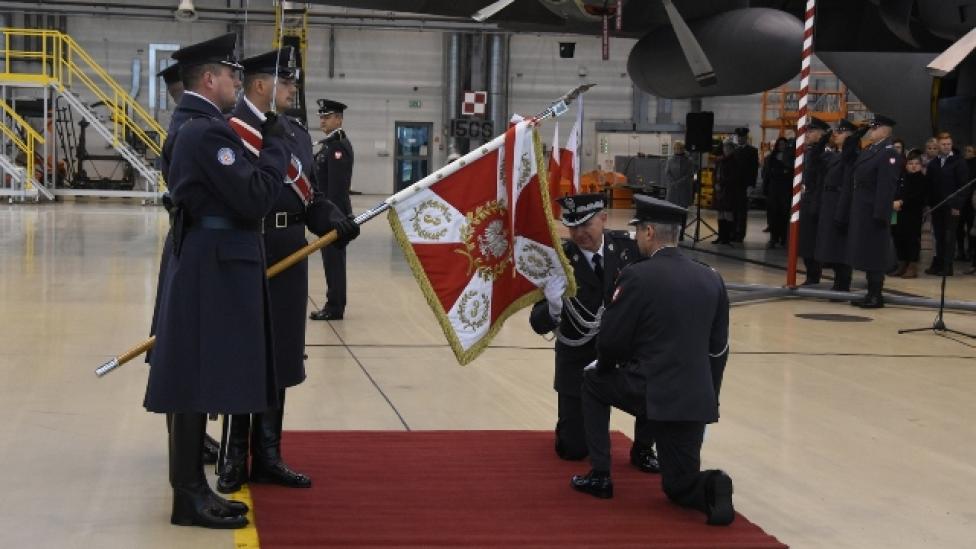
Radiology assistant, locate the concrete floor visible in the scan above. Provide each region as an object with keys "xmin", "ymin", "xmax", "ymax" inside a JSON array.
[{"xmin": 1, "ymin": 197, "xmax": 975, "ymax": 548}]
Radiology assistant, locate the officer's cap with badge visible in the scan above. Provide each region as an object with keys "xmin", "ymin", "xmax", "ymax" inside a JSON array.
[
  {"xmin": 556, "ymin": 193, "xmax": 606, "ymax": 227},
  {"xmin": 157, "ymin": 62, "xmax": 181, "ymax": 86},
  {"xmin": 240, "ymin": 46, "xmax": 299, "ymax": 80},
  {"xmin": 836, "ymin": 118, "xmax": 857, "ymax": 133},
  {"xmin": 869, "ymin": 114, "xmax": 897, "ymax": 128},
  {"xmin": 318, "ymin": 99, "xmax": 347, "ymax": 117},
  {"xmin": 628, "ymin": 195, "xmax": 688, "ymax": 226},
  {"xmin": 171, "ymin": 32, "xmax": 242, "ymax": 72},
  {"xmin": 808, "ymin": 116, "xmax": 830, "ymax": 132}
]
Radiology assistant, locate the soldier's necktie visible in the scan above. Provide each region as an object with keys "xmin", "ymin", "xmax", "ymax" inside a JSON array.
[{"xmin": 593, "ymin": 253, "xmax": 604, "ymax": 282}]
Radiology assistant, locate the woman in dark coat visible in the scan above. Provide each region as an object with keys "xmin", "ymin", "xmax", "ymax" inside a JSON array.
[
  {"xmin": 712, "ymin": 141, "xmax": 739, "ymax": 245},
  {"xmin": 891, "ymin": 151, "xmax": 927, "ymax": 278},
  {"xmin": 762, "ymin": 137, "xmax": 792, "ymax": 248}
]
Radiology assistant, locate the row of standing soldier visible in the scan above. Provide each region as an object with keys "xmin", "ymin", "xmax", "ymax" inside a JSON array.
[
  {"xmin": 146, "ymin": 34, "xmax": 359, "ymax": 529},
  {"xmin": 798, "ymin": 115, "xmax": 903, "ymax": 308}
]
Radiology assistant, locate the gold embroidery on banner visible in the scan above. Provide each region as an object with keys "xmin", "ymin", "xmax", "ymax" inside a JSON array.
[
  {"xmin": 517, "ymin": 241, "xmax": 555, "ymax": 281},
  {"xmin": 455, "ymin": 200, "xmax": 513, "ymax": 282},
  {"xmin": 410, "ymin": 199, "xmax": 452, "ymax": 241},
  {"xmin": 457, "ymin": 290, "xmax": 491, "ymax": 331}
]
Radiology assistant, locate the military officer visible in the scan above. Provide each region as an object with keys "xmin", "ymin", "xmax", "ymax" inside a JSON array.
[
  {"xmin": 149, "ymin": 60, "xmax": 223, "ymax": 465},
  {"xmin": 144, "ymin": 33, "xmax": 289, "ymax": 529},
  {"xmin": 570, "ymin": 195, "xmax": 734, "ymax": 527},
  {"xmin": 814, "ymin": 118, "xmax": 861, "ymax": 293},
  {"xmin": 846, "ymin": 115, "xmax": 903, "ymax": 308},
  {"xmin": 310, "ymin": 98, "xmax": 354, "ymax": 321},
  {"xmin": 799, "ymin": 116, "xmax": 831, "ymax": 285},
  {"xmin": 530, "ymin": 193, "xmax": 658, "ymax": 472},
  {"xmin": 215, "ymin": 48, "xmax": 360, "ymax": 494}
]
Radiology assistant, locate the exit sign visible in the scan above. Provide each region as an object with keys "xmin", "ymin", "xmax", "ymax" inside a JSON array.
[{"xmin": 409, "ymin": 99, "xmax": 422, "ymax": 109}]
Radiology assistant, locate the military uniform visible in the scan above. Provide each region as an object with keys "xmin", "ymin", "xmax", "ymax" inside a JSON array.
[
  {"xmin": 144, "ymin": 32, "xmax": 285, "ymax": 530},
  {"xmin": 798, "ymin": 118, "xmax": 831, "ymax": 284},
  {"xmin": 571, "ymin": 195, "xmax": 734, "ymax": 526},
  {"xmin": 216, "ymin": 52, "xmax": 359, "ymax": 492},
  {"xmin": 814, "ymin": 119, "xmax": 859, "ymax": 292},
  {"xmin": 529, "ymin": 194, "xmax": 654, "ymax": 470},
  {"xmin": 847, "ymin": 117, "xmax": 903, "ymax": 307},
  {"xmin": 311, "ymin": 98, "xmax": 354, "ymax": 320}
]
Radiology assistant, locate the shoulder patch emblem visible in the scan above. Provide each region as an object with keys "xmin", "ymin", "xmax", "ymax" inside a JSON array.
[
  {"xmin": 889, "ymin": 157, "xmax": 897, "ymax": 164},
  {"xmin": 217, "ymin": 147, "xmax": 235, "ymax": 166},
  {"xmin": 334, "ymin": 151, "xmax": 343, "ymax": 160}
]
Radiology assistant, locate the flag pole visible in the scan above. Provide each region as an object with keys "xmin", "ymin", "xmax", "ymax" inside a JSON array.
[{"xmin": 94, "ymin": 83, "xmax": 595, "ymax": 378}]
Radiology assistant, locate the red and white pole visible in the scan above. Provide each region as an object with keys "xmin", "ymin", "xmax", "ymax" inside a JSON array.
[{"xmin": 787, "ymin": 0, "xmax": 816, "ymax": 287}]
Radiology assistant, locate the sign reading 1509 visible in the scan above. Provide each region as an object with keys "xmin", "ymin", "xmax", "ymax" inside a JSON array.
[{"xmin": 450, "ymin": 118, "xmax": 494, "ymax": 139}]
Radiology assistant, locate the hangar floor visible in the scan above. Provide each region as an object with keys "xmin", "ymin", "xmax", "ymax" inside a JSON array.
[{"xmin": 1, "ymin": 196, "xmax": 974, "ymax": 549}]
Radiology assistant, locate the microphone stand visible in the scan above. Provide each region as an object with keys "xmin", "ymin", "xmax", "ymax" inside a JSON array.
[
  {"xmin": 898, "ymin": 176, "xmax": 976, "ymax": 339},
  {"xmin": 686, "ymin": 150, "xmax": 717, "ymax": 247}
]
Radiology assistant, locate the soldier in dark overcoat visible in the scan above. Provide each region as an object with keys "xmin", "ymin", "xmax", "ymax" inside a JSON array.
[
  {"xmin": 216, "ymin": 49, "xmax": 360, "ymax": 494},
  {"xmin": 569, "ymin": 196, "xmax": 734, "ymax": 526},
  {"xmin": 731, "ymin": 127, "xmax": 759, "ymax": 242},
  {"xmin": 530, "ymin": 193, "xmax": 658, "ymax": 472},
  {"xmin": 798, "ymin": 117, "xmax": 830, "ymax": 285},
  {"xmin": 847, "ymin": 115, "xmax": 903, "ymax": 308},
  {"xmin": 814, "ymin": 119, "xmax": 859, "ymax": 292},
  {"xmin": 310, "ymin": 98, "xmax": 355, "ymax": 321},
  {"xmin": 144, "ymin": 33, "xmax": 288, "ymax": 530}
]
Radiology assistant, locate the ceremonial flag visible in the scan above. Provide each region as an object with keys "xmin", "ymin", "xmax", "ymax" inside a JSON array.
[
  {"xmin": 549, "ymin": 121, "xmax": 562, "ymax": 218},
  {"xmin": 561, "ymin": 94, "xmax": 583, "ymax": 193},
  {"xmin": 388, "ymin": 120, "xmax": 576, "ymax": 365}
]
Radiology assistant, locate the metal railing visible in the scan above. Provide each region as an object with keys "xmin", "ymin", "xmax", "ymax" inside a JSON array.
[
  {"xmin": 0, "ymin": 97, "xmax": 45, "ymax": 191},
  {"xmin": 0, "ymin": 27, "xmax": 165, "ymax": 156}
]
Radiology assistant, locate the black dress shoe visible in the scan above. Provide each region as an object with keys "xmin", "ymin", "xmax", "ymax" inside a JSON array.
[
  {"xmin": 800, "ymin": 279, "xmax": 820, "ymax": 286},
  {"xmin": 171, "ymin": 485, "xmax": 249, "ymax": 529},
  {"xmin": 309, "ymin": 308, "xmax": 343, "ymax": 321},
  {"xmin": 202, "ymin": 434, "xmax": 219, "ymax": 465},
  {"xmin": 207, "ymin": 489, "xmax": 249, "ymax": 517},
  {"xmin": 856, "ymin": 295, "xmax": 884, "ymax": 309},
  {"xmin": 630, "ymin": 445, "xmax": 660, "ymax": 474},
  {"xmin": 705, "ymin": 471, "xmax": 735, "ymax": 526},
  {"xmin": 216, "ymin": 461, "xmax": 248, "ymax": 494},
  {"xmin": 250, "ymin": 460, "xmax": 312, "ymax": 488},
  {"xmin": 570, "ymin": 470, "xmax": 613, "ymax": 499}
]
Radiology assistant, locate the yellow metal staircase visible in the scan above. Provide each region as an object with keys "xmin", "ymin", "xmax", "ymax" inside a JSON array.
[
  {"xmin": 0, "ymin": 96, "xmax": 53, "ymax": 199},
  {"xmin": 0, "ymin": 27, "xmax": 166, "ymax": 197}
]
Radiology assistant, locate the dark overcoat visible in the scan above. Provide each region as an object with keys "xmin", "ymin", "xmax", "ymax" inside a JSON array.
[
  {"xmin": 712, "ymin": 155, "xmax": 739, "ymax": 212},
  {"xmin": 798, "ymin": 137, "xmax": 828, "ymax": 258},
  {"xmin": 597, "ymin": 248, "xmax": 729, "ymax": 423},
  {"xmin": 230, "ymin": 101, "xmax": 346, "ymax": 389},
  {"xmin": 892, "ymin": 170, "xmax": 926, "ymax": 243},
  {"xmin": 847, "ymin": 137, "xmax": 903, "ymax": 272},
  {"xmin": 314, "ymin": 128, "xmax": 354, "ymax": 215},
  {"xmin": 529, "ymin": 231, "xmax": 639, "ymax": 397},
  {"xmin": 815, "ymin": 137, "xmax": 859, "ymax": 264},
  {"xmin": 144, "ymin": 93, "xmax": 288, "ymax": 414}
]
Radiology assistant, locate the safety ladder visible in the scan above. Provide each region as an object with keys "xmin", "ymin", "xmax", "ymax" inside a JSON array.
[{"xmin": 274, "ymin": 2, "xmax": 310, "ymax": 122}]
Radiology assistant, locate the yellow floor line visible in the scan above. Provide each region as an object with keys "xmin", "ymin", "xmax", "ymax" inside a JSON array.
[{"xmin": 232, "ymin": 484, "xmax": 260, "ymax": 549}]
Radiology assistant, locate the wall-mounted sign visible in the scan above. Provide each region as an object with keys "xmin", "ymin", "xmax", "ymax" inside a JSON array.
[{"xmin": 449, "ymin": 118, "xmax": 494, "ymax": 139}]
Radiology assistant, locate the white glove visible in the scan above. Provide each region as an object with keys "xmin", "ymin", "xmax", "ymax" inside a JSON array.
[{"xmin": 543, "ymin": 274, "xmax": 567, "ymax": 320}]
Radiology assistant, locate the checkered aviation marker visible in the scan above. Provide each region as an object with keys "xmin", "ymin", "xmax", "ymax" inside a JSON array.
[{"xmin": 462, "ymin": 91, "xmax": 487, "ymax": 116}]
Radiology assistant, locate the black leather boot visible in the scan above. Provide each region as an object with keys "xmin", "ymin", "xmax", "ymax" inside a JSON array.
[
  {"xmin": 629, "ymin": 443, "xmax": 660, "ymax": 473},
  {"xmin": 169, "ymin": 413, "xmax": 248, "ymax": 529},
  {"xmin": 216, "ymin": 414, "xmax": 251, "ymax": 494},
  {"xmin": 570, "ymin": 469, "xmax": 613, "ymax": 499},
  {"xmin": 202, "ymin": 433, "xmax": 220, "ymax": 465},
  {"xmin": 250, "ymin": 391, "xmax": 311, "ymax": 488}
]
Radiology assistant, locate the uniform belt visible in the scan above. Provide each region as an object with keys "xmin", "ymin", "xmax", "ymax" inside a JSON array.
[
  {"xmin": 190, "ymin": 215, "xmax": 263, "ymax": 232},
  {"xmin": 264, "ymin": 211, "xmax": 305, "ymax": 230}
]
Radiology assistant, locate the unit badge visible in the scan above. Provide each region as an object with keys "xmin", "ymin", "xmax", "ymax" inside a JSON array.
[{"xmin": 216, "ymin": 147, "xmax": 235, "ymax": 166}]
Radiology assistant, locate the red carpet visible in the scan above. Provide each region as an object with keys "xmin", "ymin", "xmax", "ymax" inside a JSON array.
[{"xmin": 249, "ymin": 431, "xmax": 787, "ymax": 548}]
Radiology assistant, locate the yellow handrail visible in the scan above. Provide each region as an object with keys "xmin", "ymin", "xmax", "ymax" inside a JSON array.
[
  {"xmin": 0, "ymin": 98, "xmax": 46, "ymax": 189},
  {"xmin": 0, "ymin": 27, "xmax": 166, "ymax": 158}
]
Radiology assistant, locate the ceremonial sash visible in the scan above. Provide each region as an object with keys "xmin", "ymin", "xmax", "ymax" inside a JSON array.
[{"xmin": 228, "ymin": 116, "xmax": 313, "ymax": 206}]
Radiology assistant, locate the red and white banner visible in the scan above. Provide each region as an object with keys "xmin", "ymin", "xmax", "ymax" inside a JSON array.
[
  {"xmin": 561, "ymin": 95, "xmax": 583, "ymax": 193},
  {"xmin": 388, "ymin": 120, "xmax": 575, "ymax": 364},
  {"xmin": 548, "ymin": 121, "xmax": 562, "ymax": 217}
]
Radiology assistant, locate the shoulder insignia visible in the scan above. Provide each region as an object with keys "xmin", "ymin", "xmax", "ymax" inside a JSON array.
[
  {"xmin": 216, "ymin": 147, "xmax": 236, "ymax": 166},
  {"xmin": 334, "ymin": 150, "xmax": 343, "ymax": 160},
  {"xmin": 889, "ymin": 157, "xmax": 897, "ymax": 164}
]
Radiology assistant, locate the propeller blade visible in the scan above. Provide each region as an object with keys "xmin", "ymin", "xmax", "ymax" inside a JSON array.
[{"xmin": 661, "ymin": 0, "xmax": 717, "ymax": 86}]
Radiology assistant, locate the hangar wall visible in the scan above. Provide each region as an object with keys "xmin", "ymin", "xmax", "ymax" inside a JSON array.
[{"xmin": 17, "ymin": 2, "xmax": 765, "ymax": 195}]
